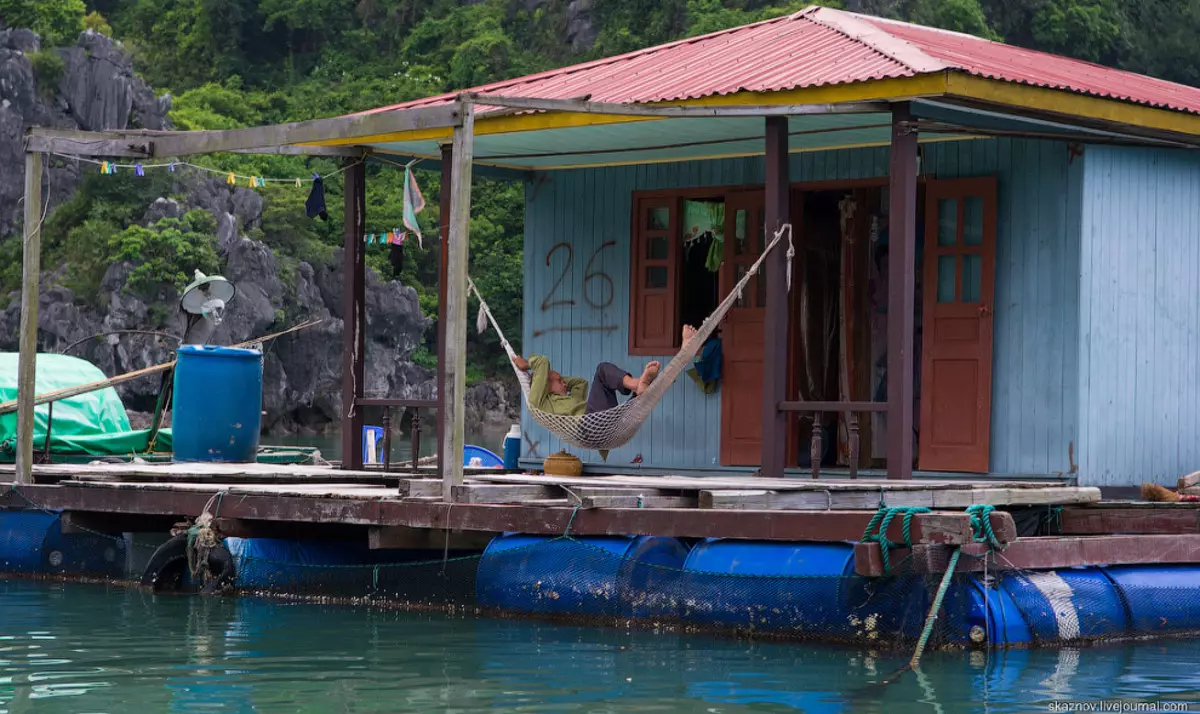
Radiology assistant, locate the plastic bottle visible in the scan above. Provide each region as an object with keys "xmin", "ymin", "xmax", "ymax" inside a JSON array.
[{"xmin": 503, "ymin": 424, "xmax": 521, "ymax": 470}]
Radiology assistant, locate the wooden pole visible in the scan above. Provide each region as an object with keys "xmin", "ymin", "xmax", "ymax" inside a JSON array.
[
  {"xmin": 443, "ymin": 101, "xmax": 475, "ymax": 501},
  {"xmin": 340, "ymin": 160, "xmax": 367, "ymax": 470},
  {"xmin": 15, "ymin": 151, "xmax": 43, "ymax": 484},
  {"xmin": 437, "ymin": 144, "xmax": 452, "ymax": 478},
  {"xmin": 760, "ymin": 117, "xmax": 790, "ymax": 478},
  {"xmin": 887, "ymin": 103, "xmax": 918, "ymax": 480}
]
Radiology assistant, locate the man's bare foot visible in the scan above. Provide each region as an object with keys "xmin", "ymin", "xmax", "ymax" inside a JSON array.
[
  {"xmin": 635, "ymin": 361, "xmax": 661, "ymax": 395},
  {"xmin": 682, "ymin": 324, "xmax": 697, "ymax": 344}
]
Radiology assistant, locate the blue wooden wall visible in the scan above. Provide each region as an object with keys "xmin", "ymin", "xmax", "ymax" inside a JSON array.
[
  {"xmin": 520, "ymin": 138, "xmax": 1081, "ymax": 475},
  {"xmin": 1077, "ymin": 146, "xmax": 1200, "ymax": 486}
]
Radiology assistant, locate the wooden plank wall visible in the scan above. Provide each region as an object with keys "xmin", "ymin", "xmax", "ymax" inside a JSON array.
[
  {"xmin": 1078, "ymin": 146, "xmax": 1200, "ymax": 486},
  {"xmin": 520, "ymin": 138, "xmax": 1080, "ymax": 475}
]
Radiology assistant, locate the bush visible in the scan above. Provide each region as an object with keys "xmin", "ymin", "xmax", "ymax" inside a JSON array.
[
  {"xmin": 28, "ymin": 49, "xmax": 65, "ymax": 95},
  {"xmin": 109, "ymin": 211, "xmax": 219, "ymax": 296}
]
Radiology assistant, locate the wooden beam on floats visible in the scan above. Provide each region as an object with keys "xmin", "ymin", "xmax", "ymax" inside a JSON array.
[
  {"xmin": 15, "ymin": 151, "xmax": 43, "ymax": 485},
  {"xmin": 760, "ymin": 116, "xmax": 790, "ymax": 478},
  {"xmin": 468, "ymin": 94, "xmax": 887, "ymax": 118},
  {"xmin": 442, "ymin": 101, "xmax": 475, "ymax": 501},
  {"xmin": 1057, "ymin": 505, "xmax": 1200, "ymax": 535},
  {"xmin": 368, "ymin": 526, "xmax": 495, "ymax": 550},
  {"xmin": 340, "ymin": 160, "xmax": 367, "ymax": 470},
  {"xmin": 9, "ymin": 483, "xmax": 1024, "ymax": 545},
  {"xmin": 26, "ymin": 104, "xmax": 460, "ymax": 158},
  {"xmin": 855, "ymin": 533, "xmax": 1200, "ymax": 576},
  {"xmin": 886, "ymin": 103, "xmax": 918, "ymax": 480}
]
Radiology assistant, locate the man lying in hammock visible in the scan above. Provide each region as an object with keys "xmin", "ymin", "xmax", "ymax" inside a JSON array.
[{"xmin": 513, "ymin": 325, "xmax": 698, "ymax": 416}]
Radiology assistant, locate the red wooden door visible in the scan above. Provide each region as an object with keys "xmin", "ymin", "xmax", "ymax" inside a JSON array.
[
  {"xmin": 918, "ymin": 177, "xmax": 997, "ymax": 473},
  {"xmin": 720, "ymin": 191, "xmax": 766, "ymax": 466}
]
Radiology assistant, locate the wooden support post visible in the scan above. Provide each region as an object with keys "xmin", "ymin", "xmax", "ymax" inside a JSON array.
[
  {"xmin": 15, "ymin": 151, "xmax": 43, "ymax": 485},
  {"xmin": 760, "ymin": 116, "xmax": 790, "ymax": 478},
  {"xmin": 438, "ymin": 144, "xmax": 451, "ymax": 478},
  {"xmin": 340, "ymin": 159, "xmax": 367, "ymax": 470},
  {"xmin": 443, "ymin": 101, "xmax": 475, "ymax": 501},
  {"xmin": 886, "ymin": 104, "xmax": 918, "ymax": 480}
]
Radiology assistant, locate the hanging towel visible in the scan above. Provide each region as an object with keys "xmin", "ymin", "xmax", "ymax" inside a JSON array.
[
  {"xmin": 306, "ymin": 176, "xmax": 328, "ymax": 221},
  {"xmin": 401, "ymin": 163, "xmax": 426, "ymax": 248}
]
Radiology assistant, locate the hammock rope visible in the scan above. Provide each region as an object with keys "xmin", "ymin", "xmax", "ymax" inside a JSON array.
[{"xmin": 471, "ymin": 223, "xmax": 793, "ymax": 454}]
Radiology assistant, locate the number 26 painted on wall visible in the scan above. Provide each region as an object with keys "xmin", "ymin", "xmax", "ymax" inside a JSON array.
[{"xmin": 540, "ymin": 241, "xmax": 616, "ymax": 312}]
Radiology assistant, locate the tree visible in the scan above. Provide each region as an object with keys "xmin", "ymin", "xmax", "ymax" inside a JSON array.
[{"xmin": 0, "ymin": 0, "xmax": 86, "ymax": 45}]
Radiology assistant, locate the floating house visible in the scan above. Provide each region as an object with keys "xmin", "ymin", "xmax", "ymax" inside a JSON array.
[
  {"xmin": 11, "ymin": 7, "xmax": 1200, "ymax": 493},
  {"xmin": 346, "ymin": 6, "xmax": 1200, "ymax": 487}
]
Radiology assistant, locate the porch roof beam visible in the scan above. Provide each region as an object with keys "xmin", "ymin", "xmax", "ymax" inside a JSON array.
[
  {"xmin": 24, "ymin": 102, "xmax": 461, "ymax": 159},
  {"xmin": 469, "ymin": 93, "xmax": 887, "ymax": 118}
]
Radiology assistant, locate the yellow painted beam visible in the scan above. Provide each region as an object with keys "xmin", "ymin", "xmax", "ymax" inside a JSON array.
[
  {"xmin": 303, "ymin": 75, "xmax": 949, "ymax": 147},
  {"xmin": 304, "ymin": 69, "xmax": 1200, "ymax": 153},
  {"xmin": 944, "ymin": 73, "xmax": 1200, "ymax": 138},
  {"xmin": 483, "ymin": 133, "xmax": 980, "ymax": 172}
]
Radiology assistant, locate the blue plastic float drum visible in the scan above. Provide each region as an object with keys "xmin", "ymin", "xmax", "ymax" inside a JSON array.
[
  {"xmin": 0, "ymin": 510, "xmax": 125, "ymax": 577},
  {"xmin": 476, "ymin": 534, "xmax": 690, "ymax": 618},
  {"xmin": 172, "ymin": 345, "xmax": 263, "ymax": 462}
]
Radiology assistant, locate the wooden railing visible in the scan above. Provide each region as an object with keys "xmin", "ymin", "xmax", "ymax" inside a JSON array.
[
  {"xmin": 778, "ymin": 401, "xmax": 887, "ymax": 479},
  {"xmin": 355, "ymin": 398, "xmax": 438, "ymax": 471}
]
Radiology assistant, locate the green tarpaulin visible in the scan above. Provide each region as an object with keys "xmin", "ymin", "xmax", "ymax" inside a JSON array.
[{"xmin": 0, "ymin": 353, "xmax": 171, "ymax": 460}]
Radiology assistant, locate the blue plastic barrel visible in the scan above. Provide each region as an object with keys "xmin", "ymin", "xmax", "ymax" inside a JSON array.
[
  {"xmin": 476, "ymin": 534, "xmax": 689, "ymax": 618},
  {"xmin": 0, "ymin": 510, "xmax": 125, "ymax": 577},
  {"xmin": 1104, "ymin": 565, "xmax": 1200, "ymax": 634},
  {"xmin": 362, "ymin": 426, "xmax": 384, "ymax": 464},
  {"xmin": 172, "ymin": 345, "xmax": 263, "ymax": 462}
]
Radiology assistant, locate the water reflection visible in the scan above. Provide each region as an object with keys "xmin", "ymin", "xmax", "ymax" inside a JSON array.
[{"xmin": 2, "ymin": 579, "xmax": 1199, "ymax": 713}]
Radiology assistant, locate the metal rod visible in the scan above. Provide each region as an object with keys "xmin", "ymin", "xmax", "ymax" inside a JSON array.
[
  {"xmin": 382, "ymin": 408, "xmax": 392, "ymax": 472},
  {"xmin": 778, "ymin": 400, "xmax": 888, "ymax": 412},
  {"xmin": 849, "ymin": 413, "xmax": 860, "ymax": 480},
  {"xmin": 411, "ymin": 412, "xmax": 421, "ymax": 470},
  {"xmin": 810, "ymin": 415, "xmax": 822, "ymax": 480},
  {"xmin": 41, "ymin": 401, "xmax": 53, "ymax": 465}
]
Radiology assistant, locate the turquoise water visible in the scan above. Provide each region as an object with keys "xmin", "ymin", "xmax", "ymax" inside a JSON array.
[{"xmin": 2, "ymin": 579, "xmax": 1199, "ymax": 713}]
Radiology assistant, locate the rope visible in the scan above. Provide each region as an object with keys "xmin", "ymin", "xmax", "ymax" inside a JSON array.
[
  {"xmin": 910, "ymin": 546, "xmax": 961, "ymax": 670},
  {"xmin": 965, "ymin": 504, "xmax": 1006, "ymax": 550},
  {"xmin": 859, "ymin": 505, "xmax": 931, "ymax": 576}
]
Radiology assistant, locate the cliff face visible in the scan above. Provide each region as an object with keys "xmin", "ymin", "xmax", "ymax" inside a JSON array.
[{"xmin": 0, "ymin": 27, "xmax": 514, "ymax": 436}]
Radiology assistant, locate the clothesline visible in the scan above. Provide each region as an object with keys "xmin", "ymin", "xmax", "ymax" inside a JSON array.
[{"xmin": 48, "ymin": 152, "xmax": 376, "ymax": 186}]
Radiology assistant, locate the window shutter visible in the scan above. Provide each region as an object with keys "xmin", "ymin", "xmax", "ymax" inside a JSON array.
[{"xmin": 630, "ymin": 196, "xmax": 678, "ymax": 354}]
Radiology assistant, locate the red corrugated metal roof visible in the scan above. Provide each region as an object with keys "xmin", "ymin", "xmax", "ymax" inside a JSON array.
[
  {"xmin": 362, "ymin": 5, "xmax": 1200, "ymax": 118},
  {"xmin": 859, "ymin": 15, "xmax": 1200, "ymax": 115}
]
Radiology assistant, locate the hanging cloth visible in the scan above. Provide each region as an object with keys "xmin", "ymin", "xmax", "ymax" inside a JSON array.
[
  {"xmin": 687, "ymin": 336, "xmax": 723, "ymax": 394},
  {"xmin": 306, "ymin": 175, "xmax": 328, "ymax": 220},
  {"xmin": 401, "ymin": 163, "xmax": 426, "ymax": 248},
  {"xmin": 389, "ymin": 232, "xmax": 405, "ymax": 277}
]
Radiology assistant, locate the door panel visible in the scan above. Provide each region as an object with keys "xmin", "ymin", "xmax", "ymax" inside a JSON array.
[
  {"xmin": 720, "ymin": 190, "xmax": 766, "ymax": 466},
  {"xmin": 918, "ymin": 177, "xmax": 997, "ymax": 473}
]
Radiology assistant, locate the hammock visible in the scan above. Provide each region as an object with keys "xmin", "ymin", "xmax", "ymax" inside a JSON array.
[{"xmin": 471, "ymin": 223, "xmax": 793, "ymax": 457}]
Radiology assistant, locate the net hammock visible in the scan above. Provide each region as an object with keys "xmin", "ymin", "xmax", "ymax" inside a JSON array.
[{"xmin": 471, "ymin": 223, "xmax": 793, "ymax": 458}]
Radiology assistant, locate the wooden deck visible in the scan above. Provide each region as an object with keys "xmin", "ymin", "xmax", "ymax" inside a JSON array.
[{"xmin": 4, "ymin": 462, "xmax": 1200, "ymax": 576}]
